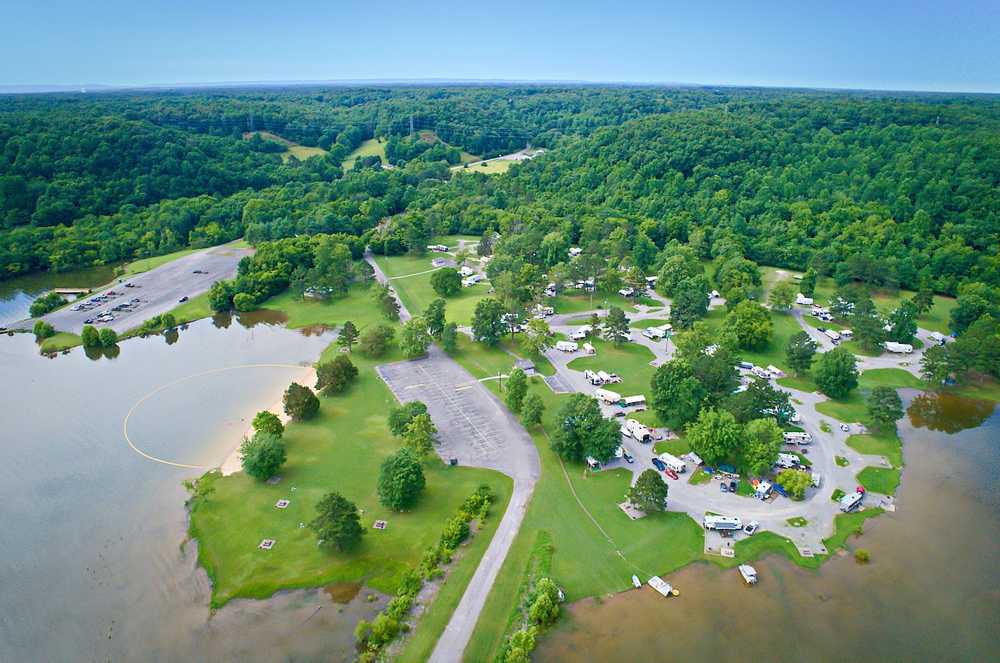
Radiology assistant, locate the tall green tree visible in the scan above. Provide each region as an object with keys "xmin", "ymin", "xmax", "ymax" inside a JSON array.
[
  {"xmin": 799, "ymin": 269, "xmax": 817, "ymax": 298},
  {"xmin": 670, "ymin": 275, "xmax": 709, "ymax": 328},
  {"xmin": 400, "ymin": 315, "xmax": 432, "ymax": 358},
  {"xmin": 388, "ymin": 401, "xmax": 427, "ymax": 436},
  {"xmin": 628, "ymin": 469, "xmax": 669, "ymax": 512},
  {"xmin": 377, "ymin": 448, "xmax": 426, "ymax": 511},
  {"xmin": 551, "ymin": 393, "xmax": 620, "ymax": 462},
  {"xmin": 867, "ymin": 386, "xmax": 904, "ymax": 431},
  {"xmin": 505, "ymin": 368, "xmax": 528, "ymax": 413},
  {"xmin": 310, "ymin": 492, "xmax": 364, "ymax": 552},
  {"xmin": 441, "ymin": 321, "xmax": 459, "ymax": 354},
  {"xmin": 650, "ymin": 359, "xmax": 706, "ymax": 428},
  {"xmin": 430, "ymin": 268, "xmax": 462, "ymax": 297},
  {"xmin": 283, "ymin": 382, "xmax": 320, "ymax": 421},
  {"xmin": 338, "ymin": 320, "xmax": 359, "ymax": 352},
  {"xmin": 725, "ymin": 300, "xmax": 772, "ymax": 350},
  {"xmin": 769, "ymin": 280, "xmax": 797, "ymax": 310},
  {"xmin": 239, "ymin": 431, "xmax": 286, "ymax": 480},
  {"xmin": 403, "ymin": 413, "xmax": 437, "ymax": 456},
  {"xmin": 686, "ymin": 408, "xmax": 744, "ymax": 465},
  {"xmin": 424, "ymin": 299, "xmax": 446, "ymax": 339},
  {"xmin": 602, "ymin": 306, "xmax": 630, "ymax": 345},
  {"xmin": 472, "ymin": 298, "xmax": 506, "ymax": 346},
  {"xmin": 521, "ymin": 393, "xmax": 545, "ymax": 428},
  {"xmin": 252, "ymin": 411, "xmax": 284, "ymax": 437},
  {"xmin": 315, "ymin": 354, "xmax": 359, "ymax": 395},
  {"xmin": 742, "ymin": 418, "xmax": 784, "ymax": 475},
  {"xmin": 813, "ymin": 347, "xmax": 859, "ymax": 399},
  {"xmin": 786, "ymin": 331, "xmax": 818, "ymax": 376}
]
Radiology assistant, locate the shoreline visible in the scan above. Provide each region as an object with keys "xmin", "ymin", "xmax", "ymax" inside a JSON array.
[{"xmin": 219, "ymin": 365, "xmax": 317, "ymax": 476}]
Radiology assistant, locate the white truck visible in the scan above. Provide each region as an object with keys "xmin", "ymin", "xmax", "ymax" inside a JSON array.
[
  {"xmin": 621, "ymin": 418, "xmax": 653, "ymax": 443},
  {"xmin": 593, "ymin": 388, "xmax": 622, "ymax": 404},
  {"xmin": 884, "ymin": 341, "xmax": 914, "ymax": 354},
  {"xmin": 658, "ymin": 452, "xmax": 687, "ymax": 473},
  {"xmin": 555, "ymin": 340, "xmax": 579, "ymax": 352}
]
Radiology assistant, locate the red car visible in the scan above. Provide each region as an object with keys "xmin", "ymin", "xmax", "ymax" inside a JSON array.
[
  {"xmin": 856, "ymin": 485, "xmax": 866, "ymax": 494},
  {"xmin": 664, "ymin": 468, "xmax": 679, "ymax": 480}
]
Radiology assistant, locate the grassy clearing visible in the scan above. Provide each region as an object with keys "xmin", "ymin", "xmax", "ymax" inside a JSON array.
[
  {"xmin": 847, "ymin": 432, "xmax": 902, "ymax": 468},
  {"xmin": 244, "ymin": 131, "xmax": 326, "ymax": 163},
  {"xmin": 857, "ymin": 467, "xmax": 901, "ymax": 495},
  {"xmin": 39, "ymin": 331, "xmax": 81, "ymax": 352},
  {"xmin": 261, "ymin": 284, "xmax": 386, "ymax": 331},
  {"xmin": 629, "ymin": 317, "xmax": 671, "ymax": 329},
  {"xmin": 688, "ymin": 468, "xmax": 712, "ymax": 485},
  {"xmin": 567, "ymin": 337, "xmax": 656, "ymax": 399},
  {"xmin": 823, "ymin": 508, "xmax": 883, "ymax": 551},
  {"xmin": 188, "ymin": 346, "xmax": 512, "ymax": 608},
  {"xmin": 454, "ymin": 159, "xmax": 514, "ymax": 175},
  {"xmin": 375, "ymin": 254, "xmax": 490, "ymax": 326},
  {"xmin": 654, "ymin": 436, "xmax": 692, "ymax": 456},
  {"xmin": 121, "ymin": 247, "xmax": 201, "ymax": 277},
  {"xmin": 810, "ymin": 276, "xmax": 956, "ymax": 335},
  {"xmin": 858, "ymin": 368, "xmax": 924, "ymax": 390},
  {"xmin": 342, "ymin": 138, "xmax": 388, "ymax": 169},
  {"xmin": 446, "ymin": 333, "xmax": 554, "ymax": 379},
  {"xmin": 816, "ymin": 391, "xmax": 868, "ymax": 424},
  {"xmin": 551, "ymin": 292, "xmax": 637, "ymax": 315}
]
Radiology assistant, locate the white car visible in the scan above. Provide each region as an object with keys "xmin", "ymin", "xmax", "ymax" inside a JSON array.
[
  {"xmin": 743, "ymin": 521, "xmax": 760, "ymax": 536},
  {"xmin": 840, "ymin": 424, "xmax": 850, "ymax": 432}
]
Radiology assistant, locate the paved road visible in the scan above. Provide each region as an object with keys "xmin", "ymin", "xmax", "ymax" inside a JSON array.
[
  {"xmin": 25, "ymin": 245, "xmax": 251, "ymax": 334},
  {"xmin": 367, "ymin": 251, "xmax": 540, "ymax": 662}
]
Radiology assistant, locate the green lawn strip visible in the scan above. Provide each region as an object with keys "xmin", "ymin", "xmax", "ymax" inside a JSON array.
[
  {"xmin": 39, "ymin": 331, "xmax": 81, "ymax": 352},
  {"xmin": 454, "ymin": 159, "xmax": 514, "ymax": 175},
  {"xmin": 120, "ymin": 247, "xmax": 202, "ymax": 277},
  {"xmin": 654, "ymin": 436, "xmax": 692, "ymax": 456},
  {"xmin": 188, "ymin": 347, "xmax": 512, "ymax": 608},
  {"xmin": 847, "ymin": 431, "xmax": 902, "ymax": 468},
  {"xmin": 629, "ymin": 317, "xmax": 671, "ymax": 329},
  {"xmin": 840, "ymin": 340, "xmax": 882, "ymax": 357},
  {"xmin": 395, "ymin": 489, "xmax": 514, "ymax": 663},
  {"xmin": 815, "ymin": 391, "xmax": 868, "ymax": 424},
  {"xmin": 822, "ymin": 508, "xmax": 884, "ymax": 551},
  {"xmin": 786, "ymin": 516, "xmax": 808, "ymax": 527},
  {"xmin": 777, "ymin": 374, "xmax": 818, "ymax": 392},
  {"xmin": 567, "ymin": 337, "xmax": 657, "ymax": 399},
  {"xmin": 858, "ymin": 368, "xmax": 924, "ymax": 390},
  {"xmin": 857, "ymin": 467, "xmax": 901, "ymax": 495},
  {"xmin": 551, "ymin": 292, "xmax": 636, "ymax": 315},
  {"xmin": 261, "ymin": 284, "xmax": 386, "ymax": 331},
  {"xmin": 688, "ymin": 468, "xmax": 712, "ymax": 485}
]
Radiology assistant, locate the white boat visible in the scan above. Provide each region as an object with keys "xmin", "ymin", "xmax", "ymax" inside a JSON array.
[
  {"xmin": 632, "ymin": 575, "xmax": 642, "ymax": 589},
  {"xmin": 648, "ymin": 576, "xmax": 679, "ymax": 597},
  {"xmin": 738, "ymin": 564, "xmax": 758, "ymax": 585}
]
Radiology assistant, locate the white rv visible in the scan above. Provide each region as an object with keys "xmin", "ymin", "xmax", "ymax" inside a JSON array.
[
  {"xmin": 593, "ymin": 388, "xmax": 622, "ymax": 404},
  {"xmin": 642, "ymin": 326, "xmax": 667, "ymax": 340},
  {"xmin": 840, "ymin": 491, "xmax": 864, "ymax": 512},
  {"xmin": 884, "ymin": 341, "xmax": 914, "ymax": 354},
  {"xmin": 783, "ymin": 432, "xmax": 812, "ymax": 445},
  {"xmin": 555, "ymin": 340, "xmax": 579, "ymax": 352},
  {"xmin": 570, "ymin": 326, "xmax": 591, "ymax": 341},
  {"xmin": 824, "ymin": 329, "xmax": 841, "ymax": 342},
  {"xmin": 658, "ymin": 452, "xmax": 687, "ymax": 473},
  {"xmin": 776, "ymin": 452, "xmax": 801, "ymax": 469},
  {"xmin": 704, "ymin": 515, "xmax": 743, "ymax": 531},
  {"xmin": 796, "ymin": 293, "xmax": 814, "ymax": 305},
  {"xmin": 584, "ymin": 369, "xmax": 604, "ymax": 385},
  {"xmin": 622, "ymin": 394, "xmax": 646, "ymax": 409},
  {"xmin": 621, "ymin": 418, "xmax": 653, "ymax": 443},
  {"xmin": 766, "ymin": 364, "xmax": 786, "ymax": 378}
]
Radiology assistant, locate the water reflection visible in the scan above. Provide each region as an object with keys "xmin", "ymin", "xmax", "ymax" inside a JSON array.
[
  {"xmin": 907, "ymin": 391, "xmax": 995, "ymax": 433},
  {"xmin": 84, "ymin": 344, "xmax": 122, "ymax": 361}
]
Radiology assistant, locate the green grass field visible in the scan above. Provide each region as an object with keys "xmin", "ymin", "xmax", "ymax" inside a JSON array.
[
  {"xmin": 260, "ymin": 283, "xmax": 388, "ymax": 331},
  {"xmin": 551, "ymin": 292, "xmax": 637, "ymax": 315},
  {"xmin": 39, "ymin": 331, "xmax": 81, "ymax": 353},
  {"xmin": 857, "ymin": 467, "xmax": 901, "ymax": 495},
  {"xmin": 567, "ymin": 337, "xmax": 656, "ymax": 399},
  {"xmin": 810, "ymin": 276, "xmax": 957, "ymax": 335},
  {"xmin": 629, "ymin": 317, "xmax": 671, "ymax": 329},
  {"xmin": 121, "ymin": 247, "xmax": 202, "ymax": 277},
  {"xmin": 453, "ymin": 159, "xmax": 514, "ymax": 175},
  {"xmin": 244, "ymin": 131, "xmax": 326, "ymax": 163},
  {"xmin": 188, "ymin": 346, "xmax": 513, "ymax": 608},
  {"xmin": 342, "ymin": 138, "xmax": 387, "ymax": 169},
  {"xmin": 375, "ymin": 254, "xmax": 491, "ymax": 326}
]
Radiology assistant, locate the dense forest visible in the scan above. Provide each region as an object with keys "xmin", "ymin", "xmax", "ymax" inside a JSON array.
[{"xmin": 1, "ymin": 85, "xmax": 998, "ymax": 298}]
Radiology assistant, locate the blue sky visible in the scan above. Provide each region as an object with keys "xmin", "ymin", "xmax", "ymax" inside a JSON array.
[{"xmin": 2, "ymin": 0, "xmax": 998, "ymax": 92}]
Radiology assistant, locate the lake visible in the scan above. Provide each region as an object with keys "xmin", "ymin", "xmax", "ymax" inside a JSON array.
[
  {"xmin": 0, "ymin": 265, "xmax": 118, "ymax": 327},
  {"xmin": 0, "ymin": 315, "xmax": 384, "ymax": 660},
  {"xmin": 535, "ymin": 391, "xmax": 1000, "ymax": 661}
]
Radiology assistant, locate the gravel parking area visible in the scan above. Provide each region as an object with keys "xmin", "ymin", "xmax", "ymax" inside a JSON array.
[{"xmin": 33, "ymin": 245, "xmax": 251, "ymax": 334}]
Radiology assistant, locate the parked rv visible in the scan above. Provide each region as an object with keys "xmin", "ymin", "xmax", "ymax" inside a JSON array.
[
  {"xmin": 840, "ymin": 491, "xmax": 864, "ymax": 512},
  {"xmin": 884, "ymin": 341, "xmax": 914, "ymax": 354},
  {"xmin": 593, "ymin": 388, "xmax": 622, "ymax": 404},
  {"xmin": 704, "ymin": 515, "xmax": 742, "ymax": 531},
  {"xmin": 555, "ymin": 340, "xmax": 579, "ymax": 352},
  {"xmin": 621, "ymin": 418, "xmax": 652, "ymax": 443},
  {"xmin": 658, "ymin": 452, "xmax": 686, "ymax": 473}
]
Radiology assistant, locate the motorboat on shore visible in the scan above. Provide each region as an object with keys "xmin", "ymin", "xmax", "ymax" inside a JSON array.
[
  {"xmin": 648, "ymin": 576, "xmax": 679, "ymax": 597},
  {"xmin": 739, "ymin": 564, "xmax": 758, "ymax": 585}
]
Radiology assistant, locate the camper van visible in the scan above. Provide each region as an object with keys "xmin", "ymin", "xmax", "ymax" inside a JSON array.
[
  {"xmin": 593, "ymin": 388, "xmax": 622, "ymax": 404},
  {"xmin": 884, "ymin": 341, "xmax": 914, "ymax": 354},
  {"xmin": 766, "ymin": 365, "xmax": 786, "ymax": 378},
  {"xmin": 462, "ymin": 274, "xmax": 483, "ymax": 287},
  {"xmin": 621, "ymin": 418, "xmax": 653, "ymax": 443},
  {"xmin": 824, "ymin": 329, "xmax": 841, "ymax": 342},
  {"xmin": 840, "ymin": 491, "xmax": 864, "ymax": 512},
  {"xmin": 658, "ymin": 452, "xmax": 687, "ymax": 473},
  {"xmin": 783, "ymin": 432, "xmax": 812, "ymax": 445},
  {"xmin": 598, "ymin": 370, "xmax": 621, "ymax": 384},
  {"xmin": 555, "ymin": 340, "xmax": 579, "ymax": 352},
  {"xmin": 584, "ymin": 370, "xmax": 604, "ymax": 385},
  {"xmin": 704, "ymin": 515, "xmax": 743, "ymax": 531},
  {"xmin": 570, "ymin": 326, "xmax": 591, "ymax": 341},
  {"xmin": 776, "ymin": 452, "xmax": 801, "ymax": 469},
  {"xmin": 642, "ymin": 326, "xmax": 667, "ymax": 340},
  {"xmin": 930, "ymin": 331, "xmax": 946, "ymax": 346},
  {"xmin": 622, "ymin": 394, "xmax": 646, "ymax": 410},
  {"xmin": 796, "ymin": 293, "xmax": 814, "ymax": 305}
]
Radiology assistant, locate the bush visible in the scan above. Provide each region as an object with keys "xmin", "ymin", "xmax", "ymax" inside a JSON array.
[
  {"xmin": 315, "ymin": 354, "xmax": 358, "ymax": 395},
  {"xmin": 29, "ymin": 292, "xmax": 67, "ymax": 317},
  {"xmin": 32, "ymin": 320, "xmax": 55, "ymax": 340},
  {"xmin": 430, "ymin": 267, "xmax": 462, "ymax": 297},
  {"xmin": 831, "ymin": 488, "xmax": 846, "ymax": 502},
  {"xmin": 368, "ymin": 614, "xmax": 399, "ymax": 648},
  {"xmin": 777, "ymin": 469, "xmax": 812, "ymax": 500},
  {"xmin": 440, "ymin": 515, "xmax": 470, "ymax": 550},
  {"xmin": 251, "ymin": 411, "xmax": 284, "ymax": 437},
  {"xmin": 233, "ymin": 292, "xmax": 257, "ymax": 312},
  {"xmin": 388, "ymin": 401, "xmax": 428, "ymax": 436},
  {"xmin": 377, "ymin": 448, "xmax": 426, "ymax": 511},
  {"xmin": 855, "ymin": 548, "xmax": 871, "ymax": 563}
]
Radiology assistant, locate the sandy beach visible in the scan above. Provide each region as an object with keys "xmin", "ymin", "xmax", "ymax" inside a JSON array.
[{"xmin": 220, "ymin": 366, "xmax": 317, "ymax": 476}]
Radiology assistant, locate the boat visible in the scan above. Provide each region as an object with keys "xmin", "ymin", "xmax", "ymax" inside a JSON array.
[
  {"xmin": 738, "ymin": 564, "xmax": 758, "ymax": 585},
  {"xmin": 648, "ymin": 576, "xmax": 679, "ymax": 597},
  {"xmin": 632, "ymin": 575, "xmax": 642, "ymax": 588}
]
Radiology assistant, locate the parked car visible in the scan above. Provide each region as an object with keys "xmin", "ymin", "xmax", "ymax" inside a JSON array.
[
  {"xmin": 178, "ymin": 296, "xmax": 188, "ymax": 303},
  {"xmin": 729, "ymin": 480, "xmax": 738, "ymax": 492},
  {"xmin": 856, "ymin": 485, "xmax": 866, "ymax": 494},
  {"xmin": 84, "ymin": 318, "xmax": 94, "ymax": 324},
  {"xmin": 720, "ymin": 482, "xmax": 729, "ymax": 493},
  {"xmin": 651, "ymin": 458, "xmax": 666, "ymax": 472},
  {"xmin": 744, "ymin": 521, "xmax": 760, "ymax": 535},
  {"xmin": 623, "ymin": 452, "xmax": 634, "ymax": 464},
  {"xmin": 840, "ymin": 424, "xmax": 850, "ymax": 432},
  {"xmin": 665, "ymin": 468, "xmax": 679, "ymax": 480}
]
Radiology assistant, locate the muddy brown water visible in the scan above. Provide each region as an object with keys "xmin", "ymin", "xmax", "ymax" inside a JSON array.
[
  {"xmin": 536, "ymin": 391, "xmax": 1000, "ymax": 662},
  {"xmin": 0, "ymin": 265, "xmax": 118, "ymax": 326},
  {"xmin": 0, "ymin": 316, "xmax": 387, "ymax": 660}
]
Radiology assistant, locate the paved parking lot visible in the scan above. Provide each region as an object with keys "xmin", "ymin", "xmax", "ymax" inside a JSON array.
[{"xmin": 31, "ymin": 245, "xmax": 252, "ymax": 334}]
